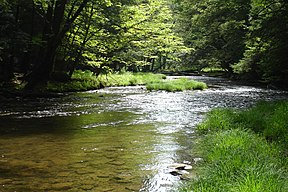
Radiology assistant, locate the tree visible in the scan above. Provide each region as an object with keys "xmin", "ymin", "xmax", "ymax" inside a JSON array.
[
  {"xmin": 119, "ymin": 0, "xmax": 188, "ymax": 72},
  {"xmin": 60, "ymin": 0, "xmax": 136, "ymax": 75},
  {"xmin": 233, "ymin": 0, "xmax": 288, "ymax": 85},
  {"xmin": 61, "ymin": 0, "xmax": 188, "ymax": 75},
  {"xmin": 24, "ymin": 0, "xmax": 89, "ymax": 89},
  {"xmin": 173, "ymin": 0, "xmax": 251, "ymax": 73}
]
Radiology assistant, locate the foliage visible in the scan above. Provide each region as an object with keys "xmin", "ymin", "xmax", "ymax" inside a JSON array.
[
  {"xmin": 233, "ymin": 0, "xmax": 288, "ymax": 85},
  {"xmin": 119, "ymin": 0, "xmax": 189, "ymax": 72},
  {"xmin": 174, "ymin": 0, "xmax": 288, "ymax": 85},
  {"xmin": 57, "ymin": 0, "xmax": 189, "ymax": 81},
  {"xmin": 146, "ymin": 78, "xmax": 207, "ymax": 92},
  {"xmin": 182, "ymin": 101, "xmax": 288, "ymax": 191},
  {"xmin": 1, "ymin": 0, "xmax": 288, "ymax": 90},
  {"xmin": 173, "ymin": 0, "xmax": 250, "ymax": 73}
]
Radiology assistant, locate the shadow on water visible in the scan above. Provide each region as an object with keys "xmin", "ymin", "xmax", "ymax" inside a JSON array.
[
  {"xmin": 0, "ymin": 111, "xmax": 136, "ymax": 135},
  {"xmin": 0, "ymin": 76, "xmax": 288, "ymax": 192}
]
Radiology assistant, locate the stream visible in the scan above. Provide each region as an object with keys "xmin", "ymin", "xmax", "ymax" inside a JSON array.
[{"xmin": 0, "ymin": 76, "xmax": 287, "ymax": 192}]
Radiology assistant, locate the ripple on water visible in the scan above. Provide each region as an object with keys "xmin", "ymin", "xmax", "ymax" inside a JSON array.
[{"xmin": 0, "ymin": 76, "xmax": 288, "ymax": 192}]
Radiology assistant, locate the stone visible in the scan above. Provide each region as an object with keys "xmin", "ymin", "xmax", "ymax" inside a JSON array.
[
  {"xmin": 168, "ymin": 163, "xmax": 192, "ymax": 170},
  {"xmin": 169, "ymin": 169, "xmax": 189, "ymax": 176}
]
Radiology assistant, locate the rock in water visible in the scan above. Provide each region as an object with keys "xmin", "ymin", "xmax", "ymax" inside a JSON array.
[
  {"xmin": 169, "ymin": 170, "xmax": 189, "ymax": 176},
  {"xmin": 168, "ymin": 163, "xmax": 192, "ymax": 170}
]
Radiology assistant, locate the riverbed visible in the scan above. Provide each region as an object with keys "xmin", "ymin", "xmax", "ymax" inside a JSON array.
[{"xmin": 0, "ymin": 76, "xmax": 287, "ymax": 192}]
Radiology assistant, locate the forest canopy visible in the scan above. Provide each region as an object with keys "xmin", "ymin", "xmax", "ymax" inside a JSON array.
[
  {"xmin": 0, "ymin": 0, "xmax": 287, "ymax": 89},
  {"xmin": 173, "ymin": 0, "xmax": 288, "ymax": 86}
]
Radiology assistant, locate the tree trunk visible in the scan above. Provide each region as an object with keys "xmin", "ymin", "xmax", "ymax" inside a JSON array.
[{"xmin": 25, "ymin": 0, "xmax": 89, "ymax": 90}]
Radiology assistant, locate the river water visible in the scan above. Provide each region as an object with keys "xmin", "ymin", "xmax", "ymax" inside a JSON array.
[{"xmin": 0, "ymin": 76, "xmax": 287, "ymax": 192}]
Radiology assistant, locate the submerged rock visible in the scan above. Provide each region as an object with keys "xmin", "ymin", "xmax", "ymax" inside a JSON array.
[
  {"xmin": 169, "ymin": 169, "xmax": 189, "ymax": 176},
  {"xmin": 168, "ymin": 163, "xmax": 192, "ymax": 170},
  {"xmin": 168, "ymin": 163, "xmax": 193, "ymax": 179}
]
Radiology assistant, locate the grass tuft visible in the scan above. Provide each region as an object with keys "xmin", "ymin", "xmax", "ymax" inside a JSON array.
[
  {"xmin": 98, "ymin": 72, "xmax": 166, "ymax": 87},
  {"xmin": 146, "ymin": 78, "xmax": 207, "ymax": 92}
]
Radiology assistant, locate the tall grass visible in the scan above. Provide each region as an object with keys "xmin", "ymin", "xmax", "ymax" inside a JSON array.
[
  {"xmin": 46, "ymin": 71, "xmax": 166, "ymax": 92},
  {"xmin": 47, "ymin": 70, "xmax": 101, "ymax": 92},
  {"xmin": 98, "ymin": 72, "xmax": 166, "ymax": 87},
  {"xmin": 146, "ymin": 78, "xmax": 207, "ymax": 92},
  {"xmin": 197, "ymin": 101, "xmax": 288, "ymax": 146},
  {"xmin": 182, "ymin": 101, "xmax": 288, "ymax": 192}
]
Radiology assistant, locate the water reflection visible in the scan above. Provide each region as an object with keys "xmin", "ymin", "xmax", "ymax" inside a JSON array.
[{"xmin": 0, "ymin": 76, "xmax": 288, "ymax": 192}]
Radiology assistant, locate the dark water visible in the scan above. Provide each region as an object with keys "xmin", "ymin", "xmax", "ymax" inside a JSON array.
[{"xmin": 0, "ymin": 76, "xmax": 287, "ymax": 192}]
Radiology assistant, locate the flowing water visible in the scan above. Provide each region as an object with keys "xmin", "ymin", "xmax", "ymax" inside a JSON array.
[{"xmin": 0, "ymin": 76, "xmax": 287, "ymax": 192}]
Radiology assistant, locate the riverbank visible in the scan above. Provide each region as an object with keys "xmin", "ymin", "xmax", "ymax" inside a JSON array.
[
  {"xmin": 1, "ymin": 75, "xmax": 287, "ymax": 191},
  {"xmin": 48, "ymin": 71, "xmax": 208, "ymax": 92},
  {"xmin": 46, "ymin": 71, "xmax": 166, "ymax": 92},
  {"xmin": 0, "ymin": 71, "xmax": 208, "ymax": 98},
  {"xmin": 0, "ymin": 71, "xmax": 164, "ymax": 97},
  {"xmin": 182, "ymin": 100, "xmax": 288, "ymax": 191}
]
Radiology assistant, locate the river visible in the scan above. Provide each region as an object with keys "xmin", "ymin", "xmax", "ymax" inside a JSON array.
[{"xmin": 0, "ymin": 76, "xmax": 287, "ymax": 192}]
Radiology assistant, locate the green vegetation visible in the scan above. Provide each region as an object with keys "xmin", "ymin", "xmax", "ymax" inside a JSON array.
[
  {"xmin": 146, "ymin": 78, "xmax": 207, "ymax": 92},
  {"xmin": 1, "ymin": 0, "xmax": 288, "ymax": 90},
  {"xmin": 182, "ymin": 101, "xmax": 288, "ymax": 192},
  {"xmin": 46, "ymin": 71, "xmax": 166, "ymax": 92},
  {"xmin": 46, "ymin": 71, "xmax": 101, "ymax": 92},
  {"xmin": 173, "ymin": 0, "xmax": 288, "ymax": 86},
  {"xmin": 47, "ymin": 71, "xmax": 207, "ymax": 92},
  {"xmin": 0, "ymin": 0, "xmax": 188, "ymax": 90},
  {"xmin": 98, "ymin": 72, "xmax": 166, "ymax": 87}
]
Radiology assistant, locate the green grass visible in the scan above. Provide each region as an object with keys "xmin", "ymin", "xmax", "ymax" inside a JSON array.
[
  {"xmin": 201, "ymin": 67, "xmax": 225, "ymax": 73},
  {"xmin": 197, "ymin": 101, "xmax": 288, "ymax": 145},
  {"xmin": 146, "ymin": 78, "xmax": 207, "ymax": 92},
  {"xmin": 46, "ymin": 70, "xmax": 207, "ymax": 92},
  {"xmin": 46, "ymin": 70, "xmax": 101, "ymax": 92},
  {"xmin": 98, "ymin": 72, "xmax": 166, "ymax": 87},
  {"xmin": 182, "ymin": 100, "xmax": 288, "ymax": 192},
  {"xmin": 46, "ymin": 70, "xmax": 166, "ymax": 92}
]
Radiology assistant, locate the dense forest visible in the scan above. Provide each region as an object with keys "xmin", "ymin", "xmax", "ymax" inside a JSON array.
[{"xmin": 0, "ymin": 0, "xmax": 287, "ymax": 90}]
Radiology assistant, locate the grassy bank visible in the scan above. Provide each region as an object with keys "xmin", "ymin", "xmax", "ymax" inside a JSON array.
[
  {"xmin": 46, "ymin": 71, "xmax": 166, "ymax": 92},
  {"xmin": 146, "ymin": 78, "xmax": 207, "ymax": 92},
  {"xmin": 46, "ymin": 71, "xmax": 207, "ymax": 92},
  {"xmin": 182, "ymin": 101, "xmax": 288, "ymax": 192}
]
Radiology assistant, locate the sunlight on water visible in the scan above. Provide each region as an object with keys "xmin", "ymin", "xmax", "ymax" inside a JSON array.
[{"xmin": 0, "ymin": 76, "xmax": 287, "ymax": 192}]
